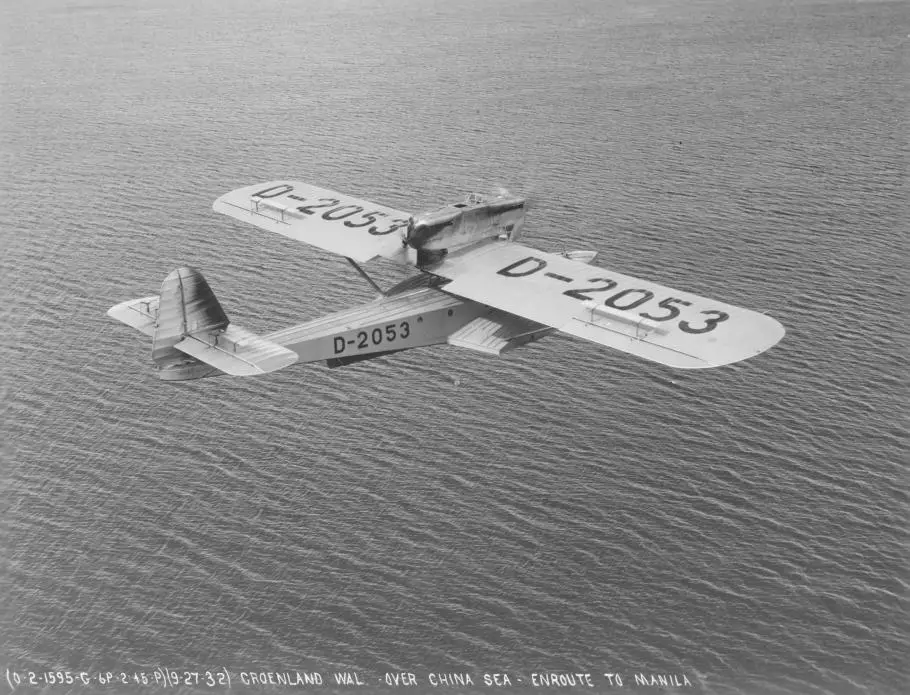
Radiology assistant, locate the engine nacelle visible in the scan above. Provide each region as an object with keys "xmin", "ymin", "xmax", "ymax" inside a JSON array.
[{"xmin": 405, "ymin": 192, "xmax": 526, "ymax": 253}]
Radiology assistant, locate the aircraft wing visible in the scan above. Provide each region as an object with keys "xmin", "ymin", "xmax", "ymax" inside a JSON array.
[
  {"xmin": 431, "ymin": 240, "xmax": 785, "ymax": 369},
  {"xmin": 213, "ymin": 181, "xmax": 412, "ymax": 264}
]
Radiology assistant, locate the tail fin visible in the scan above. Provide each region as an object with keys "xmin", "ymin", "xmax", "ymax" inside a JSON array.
[
  {"xmin": 108, "ymin": 267, "xmax": 297, "ymax": 381},
  {"xmin": 151, "ymin": 267, "xmax": 229, "ymax": 373}
]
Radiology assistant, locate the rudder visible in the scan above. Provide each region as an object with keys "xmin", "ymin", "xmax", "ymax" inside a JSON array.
[
  {"xmin": 151, "ymin": 267, "xmax": 229, "ymax": 379},
  {"xmin": 152, "ymin": 267, "xmax": 227, "ymax": 361}
]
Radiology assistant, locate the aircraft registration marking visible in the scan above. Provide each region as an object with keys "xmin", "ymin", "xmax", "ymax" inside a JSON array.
[
  {"xmin": 332, "ymin": 321, "xmax": 412, "ymax": 355},
  {"xmin": 497, "ymin": 256, "xmax": 730, "ymax": 334},
  {"xmin": 253, "ymin": 184, "xmax": 410, "ymax": 236}
]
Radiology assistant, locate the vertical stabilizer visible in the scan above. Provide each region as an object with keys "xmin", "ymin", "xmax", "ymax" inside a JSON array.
[
  {"xmin": 152, "ymin": 267, "xmax": 228, "ymax": 357},
  {"xmin": 152, "ymin": 267, "xmax": 228, "ymax": 378}
]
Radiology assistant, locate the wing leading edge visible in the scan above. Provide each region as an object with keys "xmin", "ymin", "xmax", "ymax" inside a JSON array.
[
  {"xmin": 213, "ymin": 181, "xmax": 412, "ymax": 264},
  {"xmin": 431, "ymin": 240, "xmax": 784, "ymax": 369}
]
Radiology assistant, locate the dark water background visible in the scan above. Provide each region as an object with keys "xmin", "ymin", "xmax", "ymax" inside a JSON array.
[{"xmin": 2, "ymin": 1, "xmax": 908, "ymax": 693}]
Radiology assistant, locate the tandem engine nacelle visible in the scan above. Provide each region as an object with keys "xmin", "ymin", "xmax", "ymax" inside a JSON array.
[{"xmin": 404, "ymin": 192, "xmax": 526, "ymax": 253}]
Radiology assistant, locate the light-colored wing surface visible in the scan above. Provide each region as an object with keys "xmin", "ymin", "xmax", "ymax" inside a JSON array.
[
  {"xmin": 213, "ymin": 181, "xmax": 412, "ymax": 263},
  {"xmin": 432, "ymin": 240, "xmax": 785, "ymax": 368}
]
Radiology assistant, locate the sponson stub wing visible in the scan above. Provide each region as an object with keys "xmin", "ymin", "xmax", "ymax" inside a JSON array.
[
  {"xmin": 429, "ymin": 240, "xmax": 785, "ymax": 369},
  {"xmin": 447, "ymin": 312, "xmax": 553, "ymax": 355},
  {"xmin": 213, "ymin": 181, "xmax": 413, "ymax": 264}
]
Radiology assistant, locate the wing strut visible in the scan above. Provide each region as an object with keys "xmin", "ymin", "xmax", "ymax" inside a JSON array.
[{"xmin": 345, "ymin": 257, "xmax": 386, "ymax": 296}]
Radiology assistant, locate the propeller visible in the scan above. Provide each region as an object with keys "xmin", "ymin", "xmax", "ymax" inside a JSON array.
[
  {"xmin": 401, "ymin": 216, "xmax": 415, "ymax": 247},
  {"xmin": 492, "ymin": 182, "xmax": 533, "ymax": 212}
]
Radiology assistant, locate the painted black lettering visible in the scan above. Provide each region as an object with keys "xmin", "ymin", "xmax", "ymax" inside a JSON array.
[
  {"xmin": 333, "ymin": 337, "xmax": 345, "ymax": 354},
  {"xmin": 640, "ymin": 297, "xmax": 692, "ymax": 322},
  {"xmin": 369, "ymin": 218, "xmax": 410, "ymax": 236},
  {"xmin": 497, "ymin": 256, "xmax": 547, "ymax": 277},
  {"xmin": 564, "ymin": 278, "xmax": 617, "ymax": 301},
  {"xmin": 345, "ymin": 210, "xmax": 385, "ymax": 228},
  {"xmin": 545, "ymin": 272, "xmax": 573, "ymax": 283},
  {"xmin": 288, "ymin": 194, "xmax": 306, "ymax": 202},
  {"xmin": 680, "ymin": 310, "xmax": 729, "ymax": 334},
  {"xmin": 400, "ymin": 321, "xmax": 410, "ymax": 339},
  {"xmin": 371, "ymin": 328, "xmax": 382, "ymax": 345},
  {"xmin": 253, "ymin": 183, "xmax": 293, "ymax": 199},
  {"xmin": 322, "ymin": 204, "xmax": 363, "ymax": 221},
  {"xmin": 357, "ymin": 331, "xmax": 368, "ymax": 349},
  {"xmin": 603, "ymin": 288, "xmax": 654, "ymax": 311},
  {"xmin": 297, "ymin": 197, "xmax": 340, "ymax": 215},
  {"xmin": 385, "ymin": 324, "xmax": 397, "ymax": 341}
]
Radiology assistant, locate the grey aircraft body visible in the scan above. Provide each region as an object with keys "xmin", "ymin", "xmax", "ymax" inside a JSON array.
[{"xmin": 108, "ymin": 181, "xmax": 785, "ymax": 381}]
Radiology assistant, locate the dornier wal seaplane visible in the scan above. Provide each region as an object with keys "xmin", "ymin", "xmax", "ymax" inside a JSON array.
[{"xmin": 108, "ymin": 181, "xmax": 785, "ymax": 381}]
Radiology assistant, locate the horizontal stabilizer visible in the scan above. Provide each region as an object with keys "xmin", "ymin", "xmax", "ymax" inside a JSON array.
[
  {"xmin": 107, "ymin": 296, "xmax": 159, "ymax": 336},
  {"xmin": 174, "ymin": 325, "xmax": 297, "ymax": 376}
]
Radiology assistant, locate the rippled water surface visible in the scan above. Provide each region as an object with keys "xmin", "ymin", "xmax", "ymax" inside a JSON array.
[{"xmin": 2, "ymin": 1, "xmax": 908, "ymax": 693}]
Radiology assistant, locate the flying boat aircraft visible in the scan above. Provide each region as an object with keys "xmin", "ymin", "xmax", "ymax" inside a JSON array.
[{"xmin": 107, "ymin": 181, "xmax": 785, "ymax": 380}]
